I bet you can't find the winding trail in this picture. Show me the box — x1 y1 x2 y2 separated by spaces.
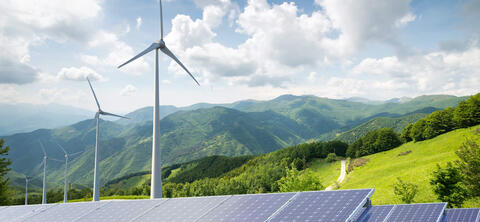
325 160 346 191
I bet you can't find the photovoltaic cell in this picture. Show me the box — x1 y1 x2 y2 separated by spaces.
198 193 296 222
270 189 373 222
356 205 395 222
442 208 480 222
135 195 230 222
0 204 55 222
77 199 167 222
386 203 447 222
23 201 109 222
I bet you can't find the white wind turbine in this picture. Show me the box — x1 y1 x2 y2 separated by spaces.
39 141 63 204
24 176 31 205
87 77 129 202
118 0 200 199
55 142 83 203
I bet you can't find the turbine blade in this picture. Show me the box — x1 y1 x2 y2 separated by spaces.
55 142 67 155
48 157 64 163
118 43 159 68
101 111 130 119
160 0 163 39
161 46 200 86
87 77 101 110
38 141 46 156
70 151 84 156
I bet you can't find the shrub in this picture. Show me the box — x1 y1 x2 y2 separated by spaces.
393 177 418 204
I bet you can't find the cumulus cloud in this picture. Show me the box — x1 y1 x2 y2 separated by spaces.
57 66 104 81
0 0 102 84
120 84 137 96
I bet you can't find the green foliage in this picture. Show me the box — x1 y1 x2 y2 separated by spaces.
453 93 480 128
326 153 337 163
430 162 467 207
455 137 480 197
401 123 413 142
346 128 403 158
277 164 324 192
423 108 455 140
393 177 418 204
0 139 11 205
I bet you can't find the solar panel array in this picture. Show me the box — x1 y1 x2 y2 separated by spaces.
2 189 478 222
442 208 480 222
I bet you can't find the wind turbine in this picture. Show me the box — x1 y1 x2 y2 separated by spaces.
24 176 31 205
87 77 129 202
39 141 63 204
55 142 83 203
118 0 200 199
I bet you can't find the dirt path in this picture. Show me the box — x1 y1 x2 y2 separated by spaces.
325 160 346 191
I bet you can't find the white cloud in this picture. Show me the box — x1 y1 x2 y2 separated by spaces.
120 84 137 96
57 66 104 81
162 79 171 84
0 0 102 84
136 17 142 30
396 13 416 27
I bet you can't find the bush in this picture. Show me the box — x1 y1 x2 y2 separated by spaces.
326 153 337 162
277 164 323 192
456 137 480 197
430 162 467 207
393 177 418 204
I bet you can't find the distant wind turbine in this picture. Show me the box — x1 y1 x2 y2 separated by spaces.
87 77 129 202
24 176 31 205
55 142 83 203
118 0 200 199
39 141 63 204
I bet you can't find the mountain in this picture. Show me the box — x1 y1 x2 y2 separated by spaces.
0 103 93 136
3 94 468 189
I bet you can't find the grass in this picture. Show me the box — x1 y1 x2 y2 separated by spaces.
309 158 342 188
340 125 480 207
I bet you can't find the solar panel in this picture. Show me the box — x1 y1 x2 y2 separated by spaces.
77 199 167 222
356 205 395 222
135 195 230 221
270 189 374 222
198 192 296 222
442 208 480 222
0 204 55 222
23 201 109 222
385 203 447 222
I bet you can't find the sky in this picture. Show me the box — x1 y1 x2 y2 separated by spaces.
0 0 479 113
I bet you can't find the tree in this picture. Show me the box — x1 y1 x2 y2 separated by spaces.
277 164 323 192
326 153 337 163
393 177 418 204
0 139 12 205
410 119 426 142
423 108 455 140
453 93 480 128
401 123 413 142
455 137 480 197
430 162 467 207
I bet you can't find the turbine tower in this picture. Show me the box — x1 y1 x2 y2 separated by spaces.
39 141 62 204
87 77 128 202
55 142 83 203
24 176 31 205
118 0 199 199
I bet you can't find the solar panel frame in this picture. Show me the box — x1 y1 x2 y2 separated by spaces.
442 208 480 222
385 203 447 222
356 205 395 222
198 192 297 222
269 188 374 222
135 195 232 222
76 199 167 222
0 204 57 222
23 201 110 222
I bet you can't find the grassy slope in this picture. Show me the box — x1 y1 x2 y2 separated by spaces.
340 125 480 207
309 159 341 187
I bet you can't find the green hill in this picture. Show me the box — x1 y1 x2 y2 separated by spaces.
340 125 480 207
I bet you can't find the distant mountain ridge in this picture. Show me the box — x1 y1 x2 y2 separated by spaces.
2 94 469 189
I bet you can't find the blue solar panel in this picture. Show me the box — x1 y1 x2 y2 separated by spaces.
386 203 447 222
442 208 480 222
356 205 395 222
270 189 374 222
77 199 166 222
198 192 296 222
24 201 109 222
135 195 230 221
0 204 55 222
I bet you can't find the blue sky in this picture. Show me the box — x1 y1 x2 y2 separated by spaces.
0 0 479 113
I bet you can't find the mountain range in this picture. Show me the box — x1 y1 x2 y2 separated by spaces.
1 94 468 189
